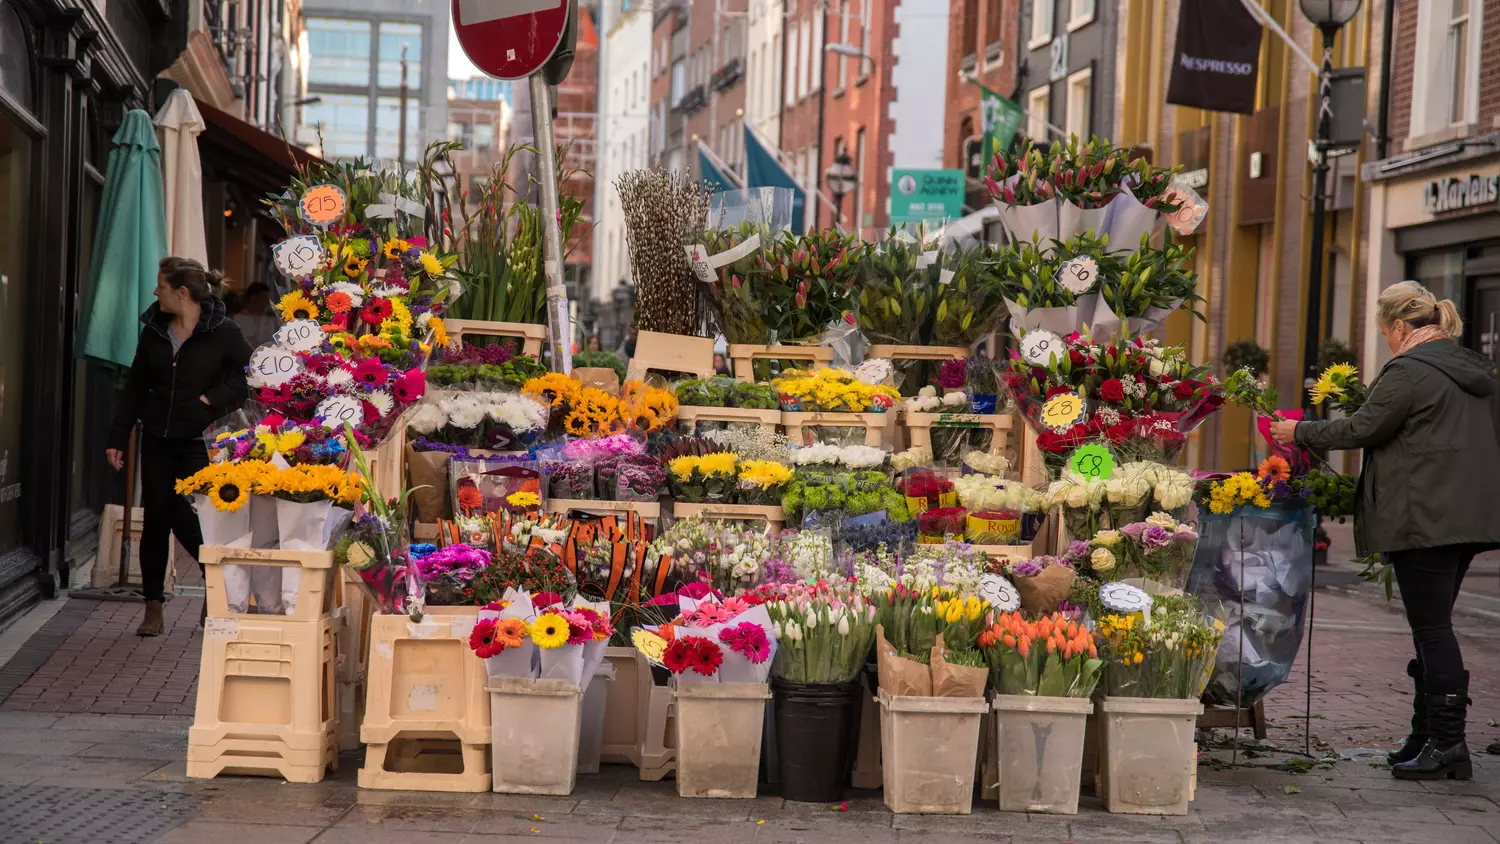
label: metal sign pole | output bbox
[529,72,573,374]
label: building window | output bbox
[854,128,866,230]
[474,123,495,152]
[983,0,1003,63]
[1026,85,1050,142]
[670,59,686,106]
[798,20,812,100]
[306,18,371,87]
[1067,0,1095,31]
[810,12,824,93]
[1064,67,1091,139]
[787,26,800,103]
[374,96,421,162]
[1412,0,1482,137]
[303,93,370,159]
[961,0,979,60]
[377,21,422,89]
[1029,0,1054,48]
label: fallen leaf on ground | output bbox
[1284,784,1302,794]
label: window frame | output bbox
[1028,0,1054,50]
[1066,0,1095,33]
[1064,66,1092,140]
[1026,84,1051,143]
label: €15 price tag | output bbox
[247,347,303,387]
[1040,390,1085,430]
[272,235,326,279]
[299,185,347,227]
[1067,443,1116,480]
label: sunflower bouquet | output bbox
[618,380,680,435]
[1311,362,1368,415]
[668,452,740,503]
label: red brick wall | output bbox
[1478,0,1500,128]
[944,0,1019,172]
[779,0,825,224]
[1386,0,1415,150]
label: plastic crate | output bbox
[201,546,337,622]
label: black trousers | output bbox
[1389,544,1479,693]
[139,435,209,602]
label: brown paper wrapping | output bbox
[876,625,932,697]
[929,634,988,698]
[406,446,451,524]
[574,367,621,394]
[1014,564,1078,615]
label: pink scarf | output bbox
[1397,324,1447,356]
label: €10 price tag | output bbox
[316,395,365,429]
[247,347,302,388]
[1056,256,1099,294]
[1019,329,1064,366]
[274,319,323,353]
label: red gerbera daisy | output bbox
[687,637,723,676]
[469,618,504,658]
[663,638,694,675]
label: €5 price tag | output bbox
[1100,582,1154,617]
[1040,390,1085,430]
[299,185,347,227]
[978,573,1021,612]
[1067,443,1116,480]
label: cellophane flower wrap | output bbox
[1097,599,1223,699]
[652,517,773,595]
[1088,512,1199,589]
[979,611,1102,697]
[758,579,877,684]
[413,543,491,606]
[470,589,615,685]
[875,584,991,660]
[336,422,424,618]
[668,452,738,503]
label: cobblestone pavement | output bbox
[0,537,1497,843]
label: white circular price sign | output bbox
[316,395,365,429]
[1099,582,1154,615]
[978,573,1021,612]
[1056,257,1099,295]
[247,347,303,388]
[274,319,323,353]
[1018,329,1064,367]
[272,235,327,280]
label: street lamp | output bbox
[824,153,857,227]
[1298,0,1362,412]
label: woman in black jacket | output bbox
[106,258,253,636]
[1270,281,1500,781]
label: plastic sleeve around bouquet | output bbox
[1185,502,1314,707]
[853,230,934,347]
[340,514,422,617]
[450,458,544,517]
[544,459,596,500]
[928,238,1008,349]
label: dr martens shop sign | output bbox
[1422,173,1500,215]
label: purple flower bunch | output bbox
[617,456,666,501]
[546,460,596,499]
[562,433,646,462]
[414,543,492,579]
[438,341,517,366]
[411,438,531,463]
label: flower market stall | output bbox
[174,135,1355,818]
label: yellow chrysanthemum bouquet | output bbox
[668,452,740,503]
[772,368,900,413]
[1310,362,1368,415]
[736,459,794,505]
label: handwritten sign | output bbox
[978,573,1021,612]
[247,347,303,388]
[632,629,668,666]
[1100,582,1154,615]
[274,319,323,353]
[1019,329,1064,367]
[1056,256,1099,294]
[316,395,366,429]
[1068,443,1115,480]
[272,235,327,279]
[1040,390,1085,430]
[299,185,347,227]
[1163,182,1208,236]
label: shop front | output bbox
[1365,139,1500,423]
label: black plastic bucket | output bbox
[772,677,863,802]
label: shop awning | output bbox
[194,97,318,197]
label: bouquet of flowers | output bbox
[917,506,968,544]
[470,591,614,685]
[900,469,957,516]
[413,543,491,605]
[762,579,878,683]
[1086,513,1197,588]
[653,518,774,595]
[464,547,577,607]
[406,391,549,451]
[852,540,985,600]
[1097,601,1222,699]
[673,377,737,408]
[737,459,794,506]
[668,453,739,503]
[979,611,1102,697]
[611,454,667,502]
[903,385,971,414]
[543,460,595,500]
[788,443,888,477]
[427,343,548,390]
[1311,362,1368,414]
[1045,470,1107,538]
[207,419,352,465]
[876,584,991,667]
[1005,546,1085,615]
[337,422,427,617]
[656,596,779,683]
[772,368,900,413]
[780,470,908,525]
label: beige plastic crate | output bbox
[186,613,338,782]
[91,505,175,591]
[1098,696,1202,815]
[367,425,408,503]
[358,608,492,792]
[336,568,374,684]
[878,690,987,814]
[672,681,770,799]
[992,694,1093,814]
[487,676,584,795]
[600,648,675,781]
[201,546,337,622]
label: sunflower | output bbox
[207,478,249,513]
[278,290,319,322]
[563,411,592,437]
[529,613,570,649]
[343,256,369,279]
[382,239,411,261]
[494,618,526,649]
[522,373,582,408]
[419,252,446,279]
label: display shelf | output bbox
[444,319,546,356]
[727,343,834,382]
[781,411,894,447]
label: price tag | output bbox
[1018,329,1064,366]
[916,250,939,269]
[1056,256,1099,294]
[272,235,327,279]
[1067,443,1115,480]
[247,347,303,387]
[317,395,366,429]
[684,244,716,282]
[632,629,668,666]
[938,269,955,286]
[1100,582,1154,615]
[299,185,347,227]
[1163,182,1209,236]
[204,618,240,640]
[978,573,1021,612]
[1039,390,1085,430]
[274,319,323,353]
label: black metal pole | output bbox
[1302,27,1337,414]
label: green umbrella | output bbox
[79,109,169,367]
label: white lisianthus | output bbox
[919,385,938,398]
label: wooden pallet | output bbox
[669,502,787,533]
[781,411,894,447]
[727,343,834,382]
[444,319,546,357]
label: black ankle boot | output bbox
[1394,672,1472,781]
[1388,659,1428,765]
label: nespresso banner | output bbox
[1166,0,1264,115]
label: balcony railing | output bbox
[677,85,707,114]
[711,57,744,92]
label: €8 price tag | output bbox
[1040,390,1085,430]
[1067,443,1116,480]
[299,185,347,227]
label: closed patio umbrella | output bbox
[154,88,209,266]
[79,109,168,368]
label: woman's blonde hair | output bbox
[1376,281,1463,338]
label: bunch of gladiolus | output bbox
[762,579,878,684]
[978,611,1102,698]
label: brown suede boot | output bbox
[137,600,165,637]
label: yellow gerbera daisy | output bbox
[278,290,320,322]
[529,613,570,649]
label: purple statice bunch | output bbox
[411,438,530,463]
[546,460,595,499]
[414,543,491,579]
[438,341,516,367]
